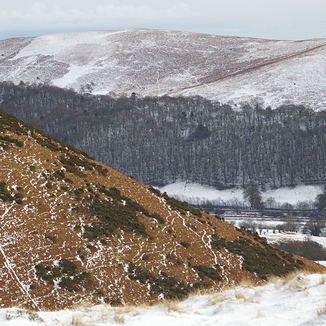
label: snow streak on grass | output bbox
[1,272,326,326]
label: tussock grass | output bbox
[71,315,89,326]
[70,300,186,324]
[71,301,94,312]
[208,293,228,305]
[66,301,153,325]
[286,276,309,290]
[234,291,260,304]
[235,292,246,300]
[318,276,326,285]
[266,270,326,293]
[263,271,310,291]
[113,314,125,324]
[317,305,326,316]
[162,300,185,314]
[208,288,260,306]
[238,275,256,288]
[267,270,308,285]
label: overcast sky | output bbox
[0,0,325,41]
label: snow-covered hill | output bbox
[1,29,326,109]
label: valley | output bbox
[0,28,326,324]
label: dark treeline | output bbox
[1,81,326,189]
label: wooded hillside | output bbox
[1,82,326,189]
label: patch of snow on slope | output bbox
[1,273,326,325]
[11,30,125,59]
[262,185,322,205]
[159,182,322,206]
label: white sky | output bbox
[0,0,325,41]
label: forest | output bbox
[1,81,326,189]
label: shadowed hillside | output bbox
[1,83,326,188]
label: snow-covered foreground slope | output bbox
[2,272,326,326]
[1,29,326,109]
[159,182,322,207]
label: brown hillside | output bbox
[0,110,324,310]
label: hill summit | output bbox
[1,29,326,109]
[0,110,324,310]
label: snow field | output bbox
[159,182,323,207]
[1,272,326,325]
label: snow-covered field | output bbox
[159,182,322,207]
[2,272,326,326]
[264,232,326,251]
